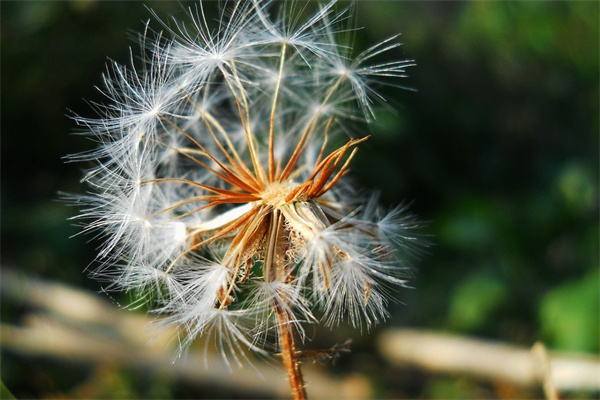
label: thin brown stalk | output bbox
[275,306,307,400]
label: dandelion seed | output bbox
[69,2,421,399]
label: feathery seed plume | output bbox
[69,2,420,398]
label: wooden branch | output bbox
[378,329,600,392]
[0,271,370,399]
[3,270,598,398]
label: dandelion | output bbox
[69,1,420,398]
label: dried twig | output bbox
[378,329,600,394]
[0,271,369,399]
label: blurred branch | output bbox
[4,270,598,398]
[378,329,600,393]
[0,270,370,399]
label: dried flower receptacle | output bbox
[69,1,420,398]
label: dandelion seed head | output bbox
[69,0,422,366]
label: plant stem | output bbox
[275,307,307,400]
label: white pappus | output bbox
[68,0,422,389]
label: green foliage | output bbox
[556,163,597,215]
[437,196,511,254]
[539,269,600,352]
[424,377,486,400]
[447,274,508,332]
[1,380,16,400]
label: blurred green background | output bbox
[1,1,598,399]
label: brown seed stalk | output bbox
[275,305,307,400]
